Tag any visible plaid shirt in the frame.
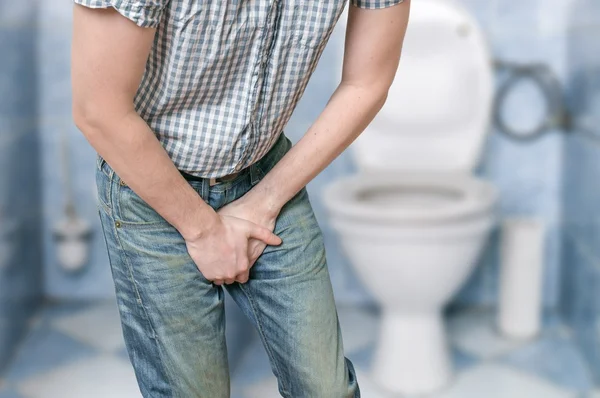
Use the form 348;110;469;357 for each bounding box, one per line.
75;0;404;178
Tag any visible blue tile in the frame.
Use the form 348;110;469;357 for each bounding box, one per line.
560;235;580;324
231;338;273;387
117;345;130;362
38;27;74;119
347;343;375;370
4;324;96;381
39;301;94;323
0;28;37;118
452;347;479;371
0;387;25;398
568;0;600;28
0;0;36;26
560;233;600;384
38;121;116;300
499;335;594;392
224;293;256;370
39;0;73;30
563;134;600;227
0;318;28;372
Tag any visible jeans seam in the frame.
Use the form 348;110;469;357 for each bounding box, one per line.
238;283;291;397
110;216;177;398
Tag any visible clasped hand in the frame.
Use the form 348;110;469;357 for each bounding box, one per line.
184;196;280;285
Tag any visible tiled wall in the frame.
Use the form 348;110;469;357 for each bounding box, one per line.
39;1;115;299
0;0;44;371
40;0;570;312
560;0;600;384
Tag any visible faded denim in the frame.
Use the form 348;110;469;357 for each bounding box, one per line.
95;133;359;398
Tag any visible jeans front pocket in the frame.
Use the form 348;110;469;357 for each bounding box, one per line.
113;175;174;230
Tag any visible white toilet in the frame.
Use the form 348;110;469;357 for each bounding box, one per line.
324;0;497;395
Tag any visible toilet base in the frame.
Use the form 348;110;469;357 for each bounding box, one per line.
371;311;452;395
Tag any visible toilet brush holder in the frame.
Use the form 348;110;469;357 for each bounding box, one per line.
53;214;93;273
497;217;545;339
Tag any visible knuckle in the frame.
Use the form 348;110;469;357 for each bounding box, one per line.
225;272;237;280
238;260;250;271
204;273;215;281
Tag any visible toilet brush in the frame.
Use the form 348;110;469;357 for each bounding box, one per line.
52;128;93;273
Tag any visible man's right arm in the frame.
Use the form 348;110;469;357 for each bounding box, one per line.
72;4;280;284
72;4;213;239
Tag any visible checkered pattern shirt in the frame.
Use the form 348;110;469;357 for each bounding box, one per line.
75;0;404;178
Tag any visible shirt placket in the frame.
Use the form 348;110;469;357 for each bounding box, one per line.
235;0;282;173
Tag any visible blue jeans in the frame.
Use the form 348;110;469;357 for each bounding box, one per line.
95;134;359;398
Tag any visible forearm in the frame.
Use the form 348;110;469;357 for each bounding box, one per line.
244;2;409;215
244;82;387;213
78;110;218;239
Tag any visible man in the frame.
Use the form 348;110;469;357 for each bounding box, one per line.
72;0;409;396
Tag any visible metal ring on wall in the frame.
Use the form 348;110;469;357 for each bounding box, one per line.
493;61;570;141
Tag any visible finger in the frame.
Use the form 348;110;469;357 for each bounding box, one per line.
212;280;224;286
248;241;266;265
224;278;236;285
248;224;282;246
235;271;250;284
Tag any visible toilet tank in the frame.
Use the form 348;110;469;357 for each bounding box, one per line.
335;0;494;173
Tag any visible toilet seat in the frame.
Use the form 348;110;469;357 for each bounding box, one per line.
324;172;497;224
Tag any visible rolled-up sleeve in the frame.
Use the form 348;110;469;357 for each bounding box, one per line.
73;0;168;28
351;0;405;10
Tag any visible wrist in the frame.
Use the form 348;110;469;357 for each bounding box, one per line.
176;202;221;241
243;190;281;219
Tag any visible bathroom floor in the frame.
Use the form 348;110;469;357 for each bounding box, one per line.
0;302;597;398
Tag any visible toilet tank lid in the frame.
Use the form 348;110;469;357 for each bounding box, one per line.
347;0;494;173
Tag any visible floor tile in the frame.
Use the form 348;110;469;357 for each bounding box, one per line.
448;309;528;359
4;326;96;382
231;338;273;390
349;342;478;374
238;349;478;398
452;347;479;371
350;367;400;398
16;355;141;398
2;302;595;398
337;306;379;354
499;336;593;392
242;375;280;398
347;343;376;370
51;302;125;353
39;301;94;323
116;345;130;362
435;363;577;398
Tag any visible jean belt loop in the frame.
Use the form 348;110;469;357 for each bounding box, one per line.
97;155;114;181
201;176;209;198
96;154;104;172
250;163;261;185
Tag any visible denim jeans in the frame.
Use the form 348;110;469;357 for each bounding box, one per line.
95;134;359;398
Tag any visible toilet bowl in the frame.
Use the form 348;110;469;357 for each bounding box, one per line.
323;0;496;394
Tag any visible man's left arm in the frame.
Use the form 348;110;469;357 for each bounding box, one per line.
220;0;410;261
